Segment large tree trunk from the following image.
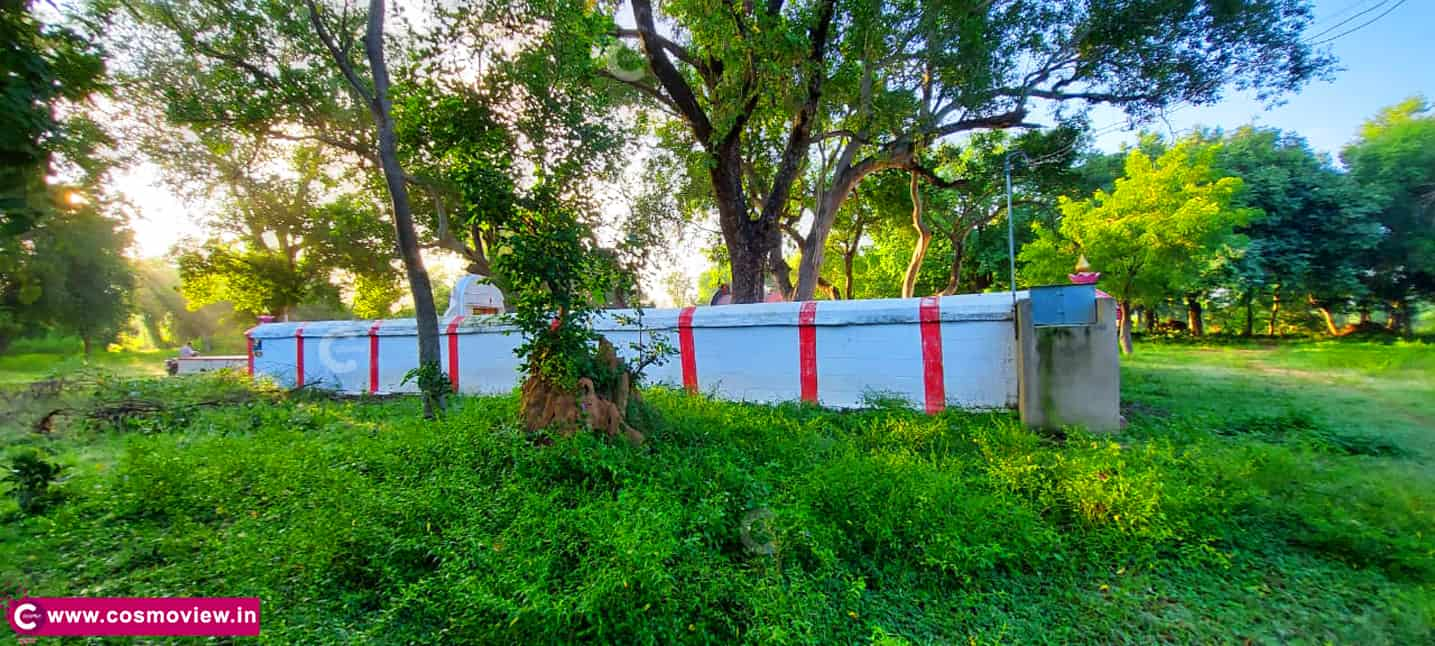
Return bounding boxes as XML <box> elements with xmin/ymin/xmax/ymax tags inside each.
<box><xmin>1120</xmin><ymin>300</ymin><xmax>1134</xmax><ymax>355</ymax></box>
<box><xmin>901</xmin><ymin>172</ymin><xmax>929</xmax><ymax>299</ymax></box>
<box><xmin>843</xmin><ymin>250</ymin><xmax>856</xmax><ymax>300</ymax></box>
<box><xmin>711</xmin><ymin>141</ymin><xmax>770</xmax><ymax>304</ymax></box>
<box><xmin>767</xmin><ymin>225</ymin><xmax>794</xmax><ymax>299</ymax></box>
<box><xmin>795</xmin><ymin>143</ymin><xmax>915</xmax><ymax>301</ymax></box>
<box><xmin>1242</xmin><ymin>291</ymin><xmax>1255</xmax><ymax>337</ymax></box>
<box><xmin>941</xmin><ymin>233</ymin><xmax>967</xmax><ymax>296</ymax></box>
<box><xmin>363</xmin><ymin>0</ymin><xmax>443</xmax><ymax>417</ymax></box>
<box><xmin>82</xmin><ymin>336</ymin><xmax>93</xmax><ymax>358</ymax></box>
<box><xmin>1388</xmin><ymin>299</ymin><xmax>1411</xmax><ymax>336</ymax></box>
<box><xmin>1268</xmin><ymin>287</ymin><xmax>1281</xmax><ymax>336</ymax></box>
<box><xmin>796</xmin><ymin>182</ymin><xmax>846</xmax><ymax>301</ymax></box>
<box><xmin>1185</xmin><ymin>293</ymin><xmax>1204</xmax><ymax>337</ymax></box>
<box><xmin>1317</xmin><ymin>307</ymin><xmax>1340</xmax><ymax>336</ymax></box>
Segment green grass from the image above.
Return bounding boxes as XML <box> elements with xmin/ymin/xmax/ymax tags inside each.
<box><xmin>0</xmin><ymin>348</ymin><xmax>169</xmax><ymax>384</ymax></box>
<box><xmin>1</xmin><ymin>340</ymin><xmax>1432</xmax><ymax>643</ymax></box>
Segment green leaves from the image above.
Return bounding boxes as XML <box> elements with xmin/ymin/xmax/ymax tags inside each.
<box><xmin>1341</xmin><ymin>97</ymin><xmax>1435</xmax><ymax>319</ymax></box>
<box><xmin>3</xmin><ymin>448</ymin><xmax>66</xmax><ymax>515</ymax></box>
<box><xmin>1021</xmin><ymin>136</ymin><xmax>1252</xmax><ymax>306</ymax></box>
<box><xmin>490</xmin><ymin>187</ymin><xmax>628</xmax><ymax>389</ymax></box>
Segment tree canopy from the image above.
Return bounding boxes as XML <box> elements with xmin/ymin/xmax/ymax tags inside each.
<box><xmin>1341</xmin><ymin>97</ymin><xmax>1435</xmax><ymax>334</ymax></box>
<box><xmin>606</xmin><ymin>0</ymin><xmax>1331</xmax><ymax>302</ymax></box>
<box><xmin>1021</xmin><ymin>137</ymin><xmax>1253</xmax><ymax>352</ymax></box>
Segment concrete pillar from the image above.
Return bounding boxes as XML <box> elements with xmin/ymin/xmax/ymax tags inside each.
<box><xmin>1016</xmin><ymin>297</ymin><xmax>1121</xmax><ymax>433</ymax></box>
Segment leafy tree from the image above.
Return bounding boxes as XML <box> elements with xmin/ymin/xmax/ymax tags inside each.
<box><xmin>1341</xmin><ymin>97</ymin><xmax>1435</xmax><ymax>335</ymax></box>
<box><xmin>604</xmin><ymin>0</ymin><xmax>1330</xmax><ymax>302</ymax></box>
<box><xmin>108</xmin><ymin>0</ymin><xmax>450</xmax><ymax>416</ymax></box>
<box><xmin>177</xmin><ymin>243</ymin><xmax>311</xmax><ymax>319</ymax></box>
<box><xmin>1213</xmin><ymin>127</ymin><xmax>1379</xmax><ymax>336</ymax></box>
<box><xmin>392</xmin><ymin>74</ymin><xmax>632</xmax><ymax>297</ymax></box>
<box><xmin>131</xmin><ymin>258</ymin><xmax>244</xmax><ymax>350</ymax></box>
<box><xmin>493</xmin><ymin>186</ymin><xmax>653</xmax><ymax>443</ymax></box>
<box><xmin>1</xmin><ymin>1</ymin><xmax>107</xmax><ymax>234</ymax></box>
<box><xmin>23</xmin><ymin>198</ymin><xmax>135</xmax><ymax>356</ymax></box>
<box><xmin>171</xmin><ymin>142</ymin><xmax>396</xmax><ymax>319</ymax></box>
<box><xmin>897</xmin><ymin>129</ymin><xmax>1079</xmax><ymax>297</ymax></box>
<box><xmin>823</xmin><ymin>129</ymin><xmax>1078</xmax><ymax>299</ymax></box>
<box><xmin>661</xmin><ymin>271</ymin><xmax>696</xmax><ymax>308</ymax></box>
<box><xmin>1021</xmin><ymin>138</ymin><xmax>1252</xmax><ymax>353</ymax></box>
<box><xmin>1</xmin><ymin>1</ymin><xmax>110</xmax><ymax>351</ymax></box>
<box><xmin>111</xmin><ymin>0</ymin><xmax>639</xmax><ymax>416</ymax></box>
<box><xmin>351</xmin><ymin>271</ymin><xmax>402</xmax><ymax>319</ymax></box>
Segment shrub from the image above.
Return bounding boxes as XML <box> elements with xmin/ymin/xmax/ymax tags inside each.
<box><xmin>3</xmin><ymin>448</ymin><xmax>65</xmax><ymax>514</ymax></box>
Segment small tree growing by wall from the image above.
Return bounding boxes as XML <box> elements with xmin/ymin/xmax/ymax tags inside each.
<box><xmin>492</xmin><ymin>186</ymin><xmax>651</xmax><ymax>445</ymax></box>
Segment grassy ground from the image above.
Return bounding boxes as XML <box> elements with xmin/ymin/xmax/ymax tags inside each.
<box><xmin>1</xmin><ymin>339</ymin><xmax>1432</xmax><ymax>643</ymax></box>
<box><xmin>0</xmin><ymin>348</ymin><xmax>169</xmax><ymax>384</ymax></box>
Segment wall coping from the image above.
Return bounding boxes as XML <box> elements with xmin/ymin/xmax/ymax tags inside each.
<box><xmin>247</xmin><ymin>292</ymin><xmax>1025</xmax><ymax>340</ymax></box>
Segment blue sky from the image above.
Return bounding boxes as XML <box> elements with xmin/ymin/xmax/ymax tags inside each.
<box><xmin>1088</xmin><ymin>0</ymin><xmax>1432</xmax><ymax>158</ymax></box>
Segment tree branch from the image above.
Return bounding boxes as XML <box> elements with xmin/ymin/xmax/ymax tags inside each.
<box><xmin>808</xmin><ymin>129</ymin><xmax>869</xmax><ymax>145</ymax></box>
<box><xmin>996</xmin><ymin>87</ymin><xmax>1157</xmax><ymax>105</ymax></box>
<box><xmin>907</xmin><ymin>162</ymin><xmax>969</xmax><ymax>190</ymax></box>
<box><xmin>305</xmin><ymin>0</ymin><xmax>375</xmax><ymax>106</ymax></box>
<box><xmin>756</xmin><ymin>0</ymin><xmax>838</xmax><ymax>223</ymax></box>
<box><xmin>612</xmin><ymin>28</ymin><xmax>702</xmax><ymax>70</ymax></box>
<box><xmin>932</xmin><ymin>109</ymin><xmax>1037</xmax><ymax>137</ymax></box>
<box><xmin>147</xmin><ymin>4</ymin><xmax>282</xmax><ymax>90</ymax></box>
<box><xmin>595</xmin><ymin>69</ymin><xmax>681</xmax><ymax>117</ymax></box>
<box><xmin>631</xmin><ymin>0</ymin><xmax>713</xmax><ymax>143</ymax></box>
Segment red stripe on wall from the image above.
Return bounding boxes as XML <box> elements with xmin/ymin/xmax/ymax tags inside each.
<box><xmin>919</xmin><ymin>297</ymin><xmax>945</xmax><ymax>414</ymax></box>
<box><xmin>245</xmin><ymin>333</ymin><xmax>254</xmax><ymax>377</ymax></box>
<box><xmin>295</xmin><ymin>326</ymin><xmax>306</xmax><ymax>387</ymax></box>
<box><xmin>368</xmin><ymin>320</ymin><xmax>383</xmax><ymax>394</ymax></box>
<box><xmin>678</xmin><ymin>306</ymin><xmax>697</xmax><ymax>394</ymax></box>
<box><xmin>798</xmin><ymin>301</ymin><xmax>818</xmax><ymax>403</ymax></box>
<box><xmin>446</xmin><ymin>317</ymin><xmax>464</xmax><ymax>392</ymax></box>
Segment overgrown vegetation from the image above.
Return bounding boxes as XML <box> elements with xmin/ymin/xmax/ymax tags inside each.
<box><xmin>2</xmin><ymin>341</ymin><xmax>1431</xmax><ymax>642</ymax></box>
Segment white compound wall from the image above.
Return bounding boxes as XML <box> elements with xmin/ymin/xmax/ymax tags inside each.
<box><xmin>247</xmin><ymin>292</ymin><xmax>1027</xmax><ymax>412</ymax></box>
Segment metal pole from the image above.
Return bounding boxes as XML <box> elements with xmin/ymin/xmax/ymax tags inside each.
<box><xmin>1004</xmin><ymin>151</ymin><xmax>1026</xmax><ymax>310</ymax></box>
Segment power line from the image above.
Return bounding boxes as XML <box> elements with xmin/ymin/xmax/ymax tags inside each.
<box><xmin>1309</xmin><ymin>0</ymin><xmax>1406</xmax><ymax>45</ymax></box>
<box><xmin>1018</xmin><ymin>0</ymin><xmax>1407</xmax><ymax>166</ymax></box>
<box><xmin>1306</xmin><ymin>0</ymin><xmax>1389</xmax><ymax>40</ymax></box>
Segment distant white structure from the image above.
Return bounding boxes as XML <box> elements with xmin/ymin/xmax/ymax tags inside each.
<box><xmin>173</xmin><ymin>356</ymin><xmax>247</xmax><ymax>375</ymax></box>
<box><xmin>444</xmin><ymin>274</ymin><xmax>505</xmax><ymax>318</ymax></box>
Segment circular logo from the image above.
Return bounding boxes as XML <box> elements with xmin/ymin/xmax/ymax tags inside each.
<box><xmin>10</xmin><ymin>599</ymin><xmax>44</xmax><ymax>633</ymax></box>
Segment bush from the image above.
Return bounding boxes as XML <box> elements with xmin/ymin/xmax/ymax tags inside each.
<box><xmin>3</xmin><ymin>448</ymin><xmax>65</xmax><ymax>514</ymax></box>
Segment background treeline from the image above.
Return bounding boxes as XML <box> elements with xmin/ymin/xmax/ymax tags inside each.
<box><xmin>710</xmin><ymin>100</ymin><xmax>1433</xmax><ymax>352</ymax></box>
<box><xmin>3</xmin><ymin>1</ymin><xmax>1431</xmax><ymax>360</ymax></box>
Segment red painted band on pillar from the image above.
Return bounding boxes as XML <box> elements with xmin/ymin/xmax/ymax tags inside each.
<box><xmin>678</xmin><ymin>306</ymin><xmax>697</xmax><ymax>394</ymax></box>
<box><xmin>798</xmin><ymin>301</ymin><xmax>818</xmax><ymax>403</ymax></box>
<box><xmin>368</xmin><ymin>320</ymin><xmax>383</xmax><ymax>394</ymax></box>
<box><xmin>446</xmin><ymin>316</ymin><xmax>464</xmax><ymax>393</ymax></box>
<box><xmin>919</xmin><ymin>297</ymin><xmax>945</xmax><ymax>414</ymax></box>
<box><xmin>295</xmin><ymin>326</ymin><xmax>306</xmax><ymax>388</ymax></box>
<box><xmin>245</xmin><ymin>333</ymin><xmax>254</xmax><ymax>378</ymax></box>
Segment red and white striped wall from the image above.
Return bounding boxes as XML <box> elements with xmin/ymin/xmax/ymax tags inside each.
<box><xmin>246</xmin><ymin>292</ymin><xmax>1022</xmax><ymax>411</ymax></box>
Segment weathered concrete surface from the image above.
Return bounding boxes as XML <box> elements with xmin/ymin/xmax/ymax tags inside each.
<box><xmin>246</xmin><ymin>293</ymin><xmax>1020</xmax><ymax>411</ymax></box>
<box><xmin>244</xmin><ymin>292</ymin><xmax>1122</xmax><ymax>427</ymax></box>
<box><xmin>1016</xmin><ymin>297</ymin><xmax>1121</xmax><ymax>433</ymax></box>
